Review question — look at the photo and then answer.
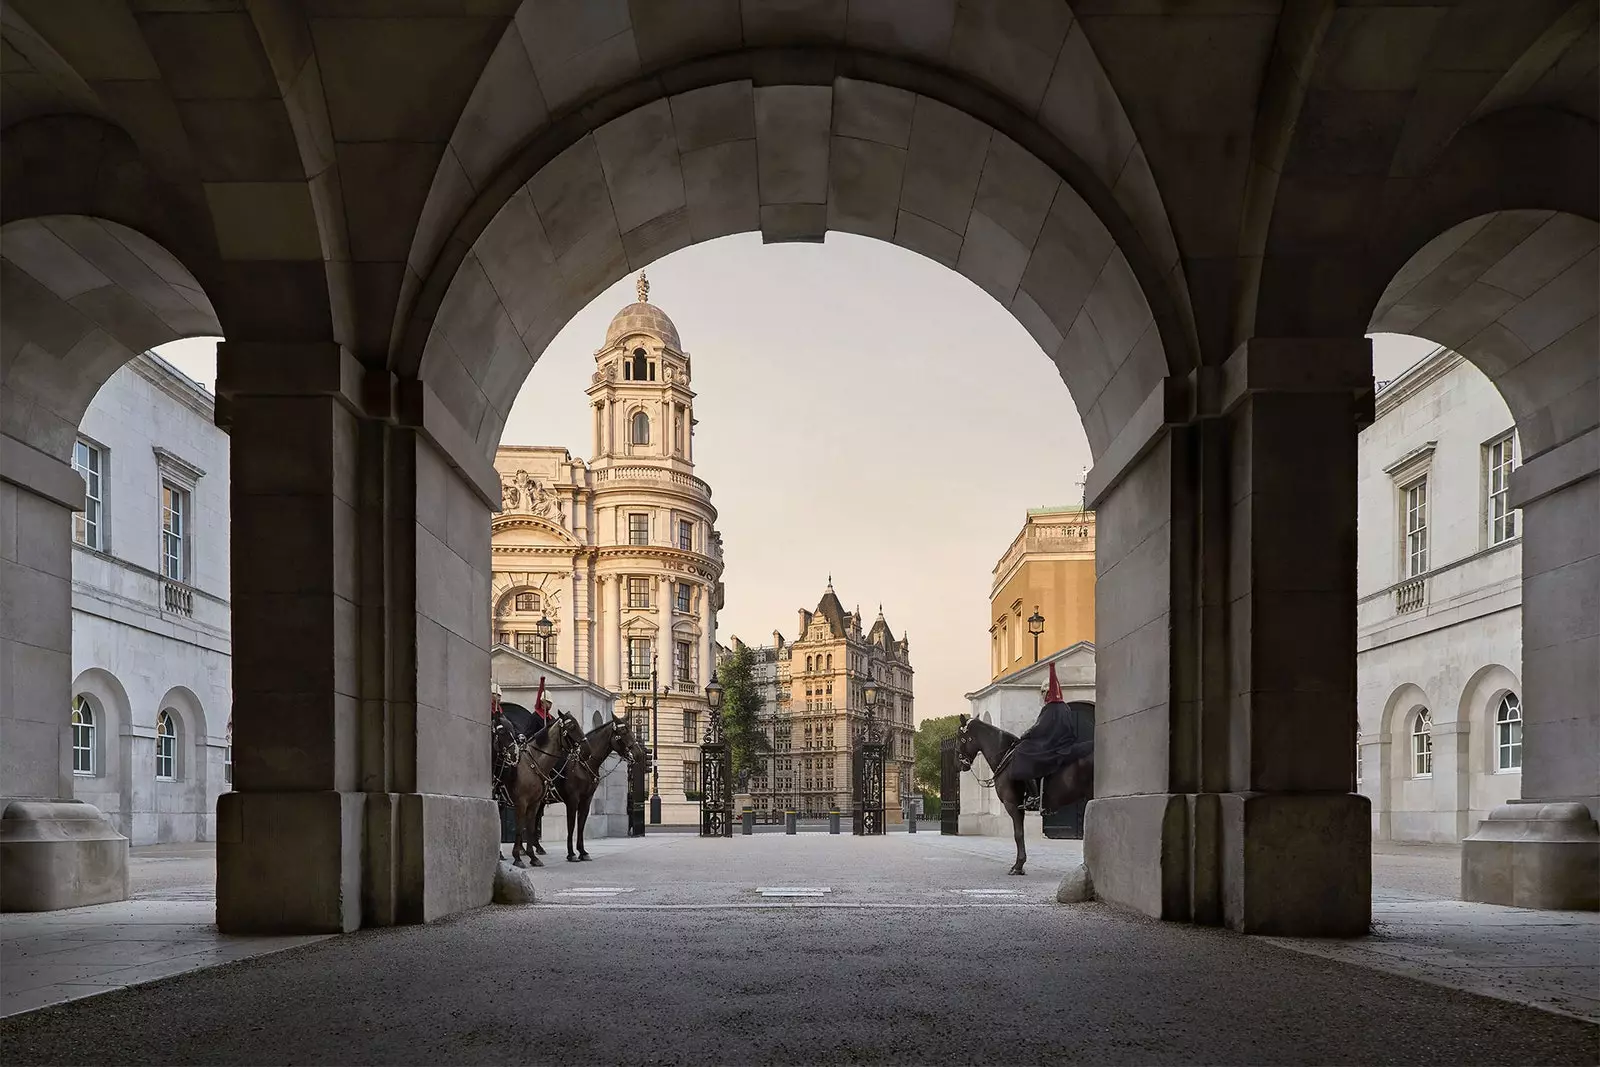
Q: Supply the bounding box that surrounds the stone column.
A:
[604,573,622,689]
[214,344,497,934]
[1462,427,1600,910]
[0,438,130,910]
[1083,338,1372,936]
[655,574,671,693]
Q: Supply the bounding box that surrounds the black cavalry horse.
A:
[956,664,1094,875]
[537,716,649,862]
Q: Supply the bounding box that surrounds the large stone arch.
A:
[406,74,1182,460]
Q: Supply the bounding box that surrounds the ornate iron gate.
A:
[699,706,733,837]
[852,716,886,835]
[939,736,961,835]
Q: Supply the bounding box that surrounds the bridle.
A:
[957,717,1014,788]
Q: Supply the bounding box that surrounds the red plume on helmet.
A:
[535,677,549,719]
[1044,662,1063,704]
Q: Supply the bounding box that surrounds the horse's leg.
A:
[523,786,544,867]
[511,792,527,869]
[566,797,579,861]
[1005,784,1027,875]
[533,797,547,855]
[576,790,591,860]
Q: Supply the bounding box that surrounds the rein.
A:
[960,721,1019,788]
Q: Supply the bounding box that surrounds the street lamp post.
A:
[536,614,554,662]
[702,673,730,837]
[649,666,661,824]
[1027,606,1045,663]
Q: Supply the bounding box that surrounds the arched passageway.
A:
[2,1,1594,931]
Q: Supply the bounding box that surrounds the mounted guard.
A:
[955,663,1095,875]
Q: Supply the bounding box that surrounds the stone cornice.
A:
[131,351,215,421]
[1374,347,1460,420]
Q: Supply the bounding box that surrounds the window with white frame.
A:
[675,583,691,613]
[1403,479,1428,578]
[72,440,104,550]
[1411,709,1432,778]
[156,710,177,781]
[627,577,650,609]
[71,695,95,776]
[678,519,693,552]
[675,639,692,684]
[1355,742,1363,785]
[628,513,649,546]
[1496,693,1522,772]
[627,637,652,678]
[161,483,189,581]
[1486,432,1518,546]
[224,719,233,785]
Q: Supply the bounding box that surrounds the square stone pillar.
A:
[215,346,497,933]
[0,437,130,910]
[1462,427,1600,910]
[1084,339,1372,936]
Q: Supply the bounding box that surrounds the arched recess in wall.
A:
[68,667,132,783]
[1457,663,1523,775]
[154,684,209,785]
[400,69,1191,463]
[1380,682,1432,786]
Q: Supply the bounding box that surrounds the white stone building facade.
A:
[491,280,725,825]
[68,353,232,845]
[1357,348,1524,843]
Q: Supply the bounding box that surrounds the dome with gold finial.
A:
[605,272,681,350]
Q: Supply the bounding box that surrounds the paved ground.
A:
[2,835,1595,1064]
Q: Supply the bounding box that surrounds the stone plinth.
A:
[0,800,129,911]
[1462,801,1600,911]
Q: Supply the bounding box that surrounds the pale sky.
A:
[154,235,1438,723]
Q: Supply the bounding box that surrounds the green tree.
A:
[715,644,772,787]
[914,714,962,809]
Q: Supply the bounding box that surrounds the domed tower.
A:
[586,274,725,825]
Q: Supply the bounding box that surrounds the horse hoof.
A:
[567,855,580,863]
[578,854,592,862]
[512,857,526,869]
[534,846,546,856]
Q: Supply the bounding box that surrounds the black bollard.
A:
[908,812,917,833]
[785,810,797,835]
[742,808,754,835]
[828,810,840,834]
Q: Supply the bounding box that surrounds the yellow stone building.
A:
[990,506,1096,678]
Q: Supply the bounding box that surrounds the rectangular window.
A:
[515,632,539,656]
[633,715,650,744]
[628,577,650,609]
[684,761,700,796]
[628,637,653,678]
[1486,432,1517,546]
[675,639,692,684]
[72,440,103,550]
[628,512,649,546]
[679,519,693,551]
[682,710,699,743]
[161,483,188,582]
[1403,478,1428,578]
[676,583,692,612]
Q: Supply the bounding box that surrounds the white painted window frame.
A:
[72,438,107,551]
[1484,429,1519,548]
[1411,709,1433,779]
[71,695,96,776]
[156,709,178,781]
[1495,693,1522,773]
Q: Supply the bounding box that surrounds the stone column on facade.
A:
[566,566,579,676]
[604,572,622,690]
[655,572,672,694]
[1083,338,1372,936]
[213,342,497,934]
[1462,425,1600,910]
[592,401,602,458]
[0,438,130,910]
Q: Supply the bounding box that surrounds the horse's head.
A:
[553,711,587,752]
[955,713,979,771]
[609,718,647,765]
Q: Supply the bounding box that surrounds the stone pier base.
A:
[0,799,129,911]
[1085,792,1371,936]
[1462,801,1600,911]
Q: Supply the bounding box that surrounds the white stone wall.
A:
[1357,350,1523,842]
[68,355,232,845]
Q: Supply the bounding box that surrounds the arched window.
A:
[71,696,95,776]
[805,655,813,672]
[631,349,649,381]
[1495,694,1522,772]
[514,591,538,612]
[156,710,178,781]
[1411,710,1432,778]
[826,654,832,671]
[224,719,233,786]
[631,410,650,445]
